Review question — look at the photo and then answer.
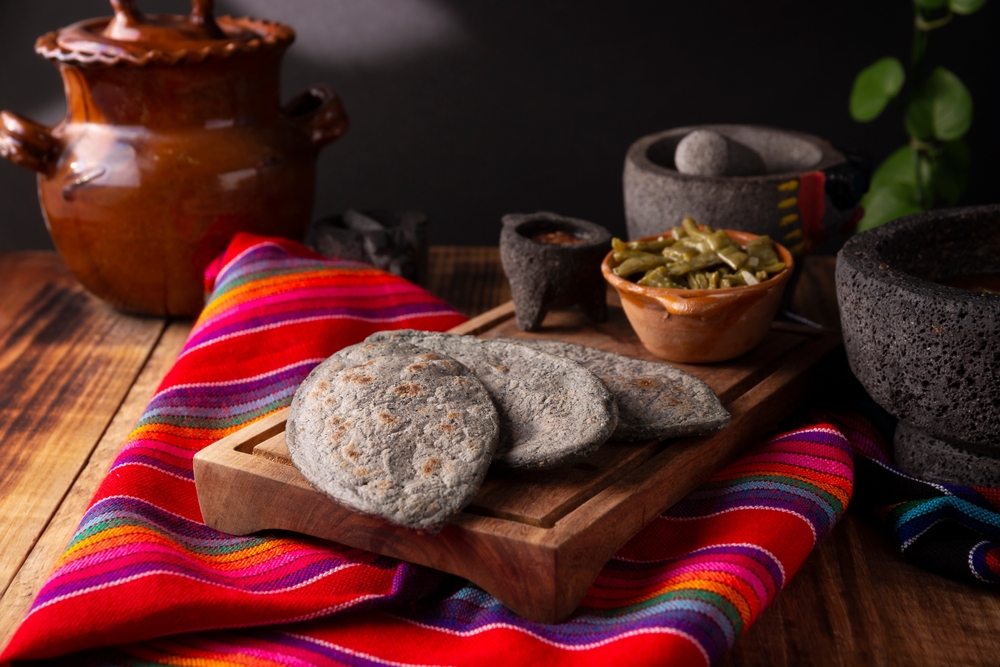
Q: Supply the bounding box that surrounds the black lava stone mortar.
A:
[836,205,1000,485]
[500,212,612,332]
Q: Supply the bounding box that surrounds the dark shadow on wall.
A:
[1,0,997,251]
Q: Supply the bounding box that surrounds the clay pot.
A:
[500,212,612,331]
[602,231,794,363]
[0,0,348,315]
[623,125,867,257]
[836,205,1000,485]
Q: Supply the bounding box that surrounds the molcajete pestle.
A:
[624,125,868,257]
[0,0,348,316]
[500,212,611,331]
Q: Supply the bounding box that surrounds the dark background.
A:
[1,0,997,251]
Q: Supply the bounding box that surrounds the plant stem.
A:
[915,10,954,31]
[911,27,927,85]
[911,5,930,208]
[908,5,954,210]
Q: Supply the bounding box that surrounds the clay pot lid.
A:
[35,0,294,67]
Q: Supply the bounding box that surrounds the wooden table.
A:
[2,249,999,666]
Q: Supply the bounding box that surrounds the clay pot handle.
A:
[650,290,751,318]
[283,85,349,150]
[0,111,59,175]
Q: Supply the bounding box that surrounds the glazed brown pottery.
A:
[602,231,794,363]
[0,0,348,315]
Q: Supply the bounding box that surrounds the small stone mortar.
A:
[836,205,1000,485]
[500,212,612,331]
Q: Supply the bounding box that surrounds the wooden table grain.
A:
[1,249,998,665]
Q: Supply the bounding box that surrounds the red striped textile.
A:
[2,234,854,666]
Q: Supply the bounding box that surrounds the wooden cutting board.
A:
[193,294,841,623]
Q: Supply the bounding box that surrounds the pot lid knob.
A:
[104,0,226,42]
[35,0,295,66]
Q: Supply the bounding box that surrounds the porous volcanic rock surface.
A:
[500,212,612,331]
[894,420,1000,488]
[623,124,848,242]
[836,205,1000,450]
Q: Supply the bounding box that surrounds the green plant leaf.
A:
[915,0,948,8]
[861,149,919,225]
[927,139,971,204]
[870,145,917,190]
[850,57,906,122]
[857,182,923,232]
[905,97,934,139]
[917,153,937,207]
[948,0,988,14]
[911,67,974,141]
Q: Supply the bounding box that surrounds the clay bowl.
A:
[602,230,794,363]
[836,205,1000,484]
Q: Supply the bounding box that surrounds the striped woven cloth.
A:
[830,410,1000,584]
[2,234,855,666]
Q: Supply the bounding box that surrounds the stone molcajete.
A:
[624,125,868,256]
[836,205,1000,486]
[499,212,612,332]
[0,0,348,316]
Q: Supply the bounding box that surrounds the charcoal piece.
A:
[308,209,429,285]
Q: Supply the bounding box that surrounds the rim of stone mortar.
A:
[838,204,1000,307]
[501,212,612,250]
[626,124,845,183]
